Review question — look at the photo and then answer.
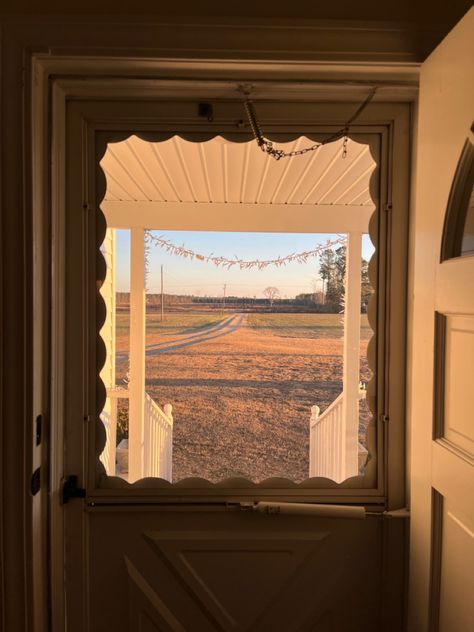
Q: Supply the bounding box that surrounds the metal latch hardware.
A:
[61,475,86,504]
[35,414,42,446]
[239,501,366,519]
[31,468,41,496]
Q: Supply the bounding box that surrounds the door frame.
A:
[31,55,414,631]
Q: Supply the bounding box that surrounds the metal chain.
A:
[243,87,377,161]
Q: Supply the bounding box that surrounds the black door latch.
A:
[61,475,86,504]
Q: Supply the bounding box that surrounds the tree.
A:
[330,245,347,309]
[263,286,280,309]
[310,279,325,305]
[361,258,372,311]
[318,246,371,312]
[319,248,345,310]
[318,249,336,303]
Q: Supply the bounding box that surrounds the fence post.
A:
[309,406,319,477]
[164,404,173,481]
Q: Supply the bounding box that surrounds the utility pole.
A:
[223,283,227,314]
[160,264,164,322]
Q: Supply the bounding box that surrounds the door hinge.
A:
[384,203,393,212]
[379,413,389,423]
[61,475,86,504]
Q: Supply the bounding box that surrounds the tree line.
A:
[115,247,372,313]
[318,246,371,312]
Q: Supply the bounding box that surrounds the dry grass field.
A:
[115,310,372,483]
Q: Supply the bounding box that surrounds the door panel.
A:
[408,7,474,631]
[439,499,474,632]
[87,510,389,632]
[443,314,474,457]
[58,96,409,630]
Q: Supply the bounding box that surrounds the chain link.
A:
[243,87,376,161]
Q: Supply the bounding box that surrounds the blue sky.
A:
[115,230,374,298]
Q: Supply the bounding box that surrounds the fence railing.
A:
[143,391,173,481]
[309,385,367,483]
[99,388,173,481]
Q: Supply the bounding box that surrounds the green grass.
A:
[115,312,130,337]
[116,310,372,340]
[147,312,223,335]
[248,312,371,340]
[116,311,224,337]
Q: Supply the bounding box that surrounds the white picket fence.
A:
[143,392,173,481]
[309,385,368,483]
[100,388,173,481]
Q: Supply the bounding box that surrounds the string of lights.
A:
[145,231,347,270]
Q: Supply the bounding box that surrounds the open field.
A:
[248,312,372,340]
[114,311,372,482]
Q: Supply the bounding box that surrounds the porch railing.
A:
[143,392,173,481]
[100,388,173,481]
[309,384,368,483]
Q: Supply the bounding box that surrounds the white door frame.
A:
[30,54,413,631]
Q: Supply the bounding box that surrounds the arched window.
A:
[441,133,474,260]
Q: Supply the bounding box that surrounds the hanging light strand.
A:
[145,231,347,270]
[243,86,377,161]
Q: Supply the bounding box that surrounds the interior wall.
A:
[0,6,468,632]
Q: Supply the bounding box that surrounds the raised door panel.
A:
[443,315,474,458]
[434,313,474,460]
[87,511,393,632]
[439,500,474,632]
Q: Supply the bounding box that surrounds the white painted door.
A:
[408,8,474,632]
[57,95,410,631]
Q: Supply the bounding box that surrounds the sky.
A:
[115,230,375,298]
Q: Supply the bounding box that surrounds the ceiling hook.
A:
[237,83,254,98]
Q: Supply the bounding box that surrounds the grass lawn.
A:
[112,307,373,481]
[115,311,223,337]
[116,310,372,341]
[248,312,371,340]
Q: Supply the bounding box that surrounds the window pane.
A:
[461,185,474,256]
[98,135,377,484]
[441,138,474,260]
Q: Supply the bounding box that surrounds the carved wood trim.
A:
[428,489,443,632]
[433,312,447,441]
[124,556,187,632]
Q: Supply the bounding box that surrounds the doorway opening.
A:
[98,133,377,484]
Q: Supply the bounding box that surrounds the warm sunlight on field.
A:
[114,310,372,482]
